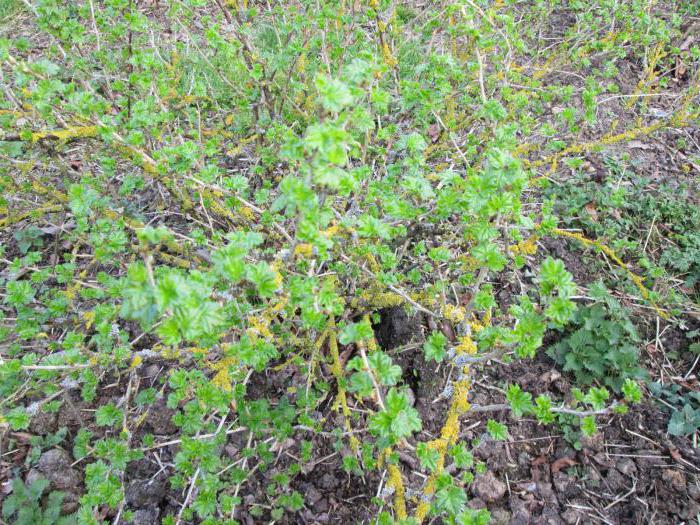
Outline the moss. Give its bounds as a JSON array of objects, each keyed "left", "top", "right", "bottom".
[{"left": 527, "top": 118, "right": 676, "bottom": 169}]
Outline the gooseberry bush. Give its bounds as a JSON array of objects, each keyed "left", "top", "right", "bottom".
[{"left": 0, "top": 0, "right": 697, "bottom": 523}]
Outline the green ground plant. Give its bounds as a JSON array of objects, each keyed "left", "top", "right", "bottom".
[
  {"left": 650, "top": 380, "right": 700, "bottom": 436},
  {"left": 2, "top": 476, "right": 74, "bottom": 525},
  {"left": 549, "top": 161, "right": 700, "bottom": 301},
  {"left": 0, "top": 0, "right": 697, "bottom": 523},
  {"left": 547, "top": 283, "right": 647, "bottom": 393}
]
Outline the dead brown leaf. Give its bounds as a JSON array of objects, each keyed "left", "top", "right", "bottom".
[{"left": 551, "top": 456, "right": 578, "bottom": 473}]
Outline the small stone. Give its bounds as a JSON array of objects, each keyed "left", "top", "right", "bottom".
[
  {"left": 313, "top": 498, "right": 329, "bottom": 513},
  {"left": 592, "top": 451, "right": 613, "bottom": 468},
  {"left": 473, "top": 439, "right": 504, "bottom": 461},
  {"left": 509, "top": 495, "right": 533, "bottom": 525},
  {"left": 580, "top": 433, "right": 604, "bottom": 452},
  {"left": 489, "top": 509, "right": 512, "bottom": 525},
  {"left": 319, "top": 473, "right": 339, "bottom": 490},
  {"left": 586, "top": 467, "right": 602, "bottom": 485},
  {"left": 689, "top": 481, "right": 700, "bottom": 502},
  {"left": 36, "top": 449, "right": 81, "bottom": 490},
  {"left": 57, "top": 402, "right": 82, "bottom": 428},
  {"left": 472, "top": 471, "right": 507, "bottom": 503},
  {"left": 537, "top": 482, "right": 556, "bottom": 503},
  {"left": 552, "top": 472, "right": 574, "bottom": 495},
  {"left": 605, "top": 468, "right": 627, "bottom": 492},
  {"left": 145, "top": 399, "right": 176, "bottom": 435},
  {"left": 515, "top": 481, "right": 537, "bottom": 493},
  {"left": 305, "top": 485, "right": 322, "bottom": 505},
  {"left": 541, "top": 505, "right": 564, "bottom": 525},
  {"left": 539, "top": 369, "right": 562, "bottom": 385},
  {"left": 125, "top": 479, "right": 166, "bottom": 508},
  {"left": 27, "top": 449, "right": 82, "bottom": 513},
  {"left": 634, "top": 449, "right": 663, "bottom": 469},
  {"left": 662, "top": 469, "right": 686, "bottom": 491},
  {"left": 29, "top": 409, "right": 58, "bottom": 435},
  {"left": 615, "top": 457, "right": 637, "bottom": 477},
  {"left": 404, "top": 386, "right": 416, "bottom": 406},
  {"left": 562, "top": 508, "right": 582, "bottom": 525},
  {"left": 60, "top": 491, "right": 80, "bottom": 514},
  {"left": 25, "top": 469, "right": 43, "bottom": 487},
  {"left": 648, "top": 107, "right": 670, "bottom": 118},
  {"left": 38, "top": 448, "right": 70, "bottom": 471},
  {"left": 143, "top": 364, "right": 161, "bottom": 379},
  {"left": 270, "top": 438, "right": 296, "bottom": 453},
  {"left": 127, "top": 507, "right": 160, "bottom": 525},
  {"left": 467, "top": 497, "right": 486, "bottom": 509}
]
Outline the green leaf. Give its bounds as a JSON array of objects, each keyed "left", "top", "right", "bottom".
[
  {"left": 157, "top": 317, "right": 183, "bottom": 346},
  {"left": 585, "top": 387, "right": 609, "bottom": 410},
  {"left": 534, "top": 395, "right": 555, "bottom": 424},
  {"left": 506, "top": 384, "right": 533, "bottom": 417},
  {"left": 435, "top": 484, "right": 466, "bottom": 515},
  {"left": 482, "top": 99, "right": 507, "bottom": 121},
  {"left": 369, "top": 389, "right": 421, "bottom": 441},
  {"left": 368, "top": 351, "right": 402, "bottom": 386},
  {"left": 154, "top": 273, "right": 184, "bottom": 311},
  {"left": 315, "top": 75, "right": 354, "bottom": 113},
  {"left": 423, "top": 331, "right": 447, "bottom": 362},
  {"left": 4, "top": 280, "right": 35, "bottom": 307},
  {"left": 449, "top": 442, "right": 473, "bottom": 469},
  {"left": 486, "top": 419, "right": 508, "bottom": 440},
  {"left": 338, "top": 320, "right": 374, "bottom": 345},
  {"left": 580, "top": 415, "right": 597, "bottom": 437},
  {"left": 389, "top": 408, "right": 422, "bottom": 438},
  {"left": 348, "top": 371, "right": 374, "bottom": 397},
  {"left": 246, "top": 263, "right": 280, "bottom": 298},
  {"left": 622, "top": 379, "right": 642, "bottom": 403},
  {"left": 472, "top": 243, "right": 506, "bottom": 271},
  {"left": 95, "top": 404, "right": 123, "bottom": 428},
  {"left": 5, "top": 407, "right": 30, "bottom": 430},
  {"left": 400, "top": 132, "right": 427, "bottom": 155},
  {"left": 357, "top": 215, "right": 392, "bottom": 240},
  {"left": 458, "top": 508, "right": 491, "bottom": 525},
  {"left": 416, "top": 442, "right": 440, "bottom": 472},
  {"left": 212, "top": 243, "right": 247, "bottom": 282}
]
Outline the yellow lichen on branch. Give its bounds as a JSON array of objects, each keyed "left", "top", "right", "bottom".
[
  {"left": 523, "top": 120, "right": 669, "bottom": 169},
  {"left": 327, "top": 317, "right": 360, "bottom": 453},
  {"left": 0, "top": 203, "right": 63, "bottom": 228},
  {"left": 387, "top": 459, "right": 408, "bottom": 520},
  {"left": 413, "top": 332, "right": 477, "bottom": 523},
  {"left": 519, "top": 107, "right": 698, "bottom": 171},
  {"left": 551, "top": 228, "right": 669, "bottom": 319},
  {"left": 30, "top": 125, "right": 98, "bottom": 143}
]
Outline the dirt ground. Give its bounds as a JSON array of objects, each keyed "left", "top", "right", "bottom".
[{"left": 8, "top": 304, "right": 698, "bottom": 525}]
